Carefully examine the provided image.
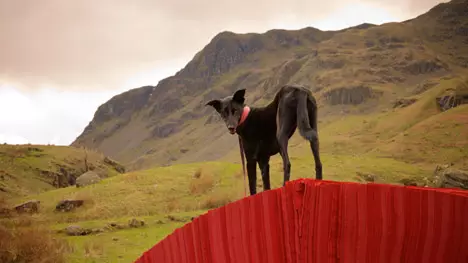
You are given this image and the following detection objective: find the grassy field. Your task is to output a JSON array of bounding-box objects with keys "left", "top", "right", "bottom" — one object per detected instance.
[
  {"left": 57, "top": 211, "right": 205, "bottom": 263},
  {"left": 5, "top": 155, "right": 428, "bottom": 262}
]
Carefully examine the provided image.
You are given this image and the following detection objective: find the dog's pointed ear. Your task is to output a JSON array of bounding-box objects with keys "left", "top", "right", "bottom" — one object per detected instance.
[
  {"left": 233, "top": 89, "right": 246, "bottom": 104},
  {"left": 205, "top": 99, "right": 221, "bottom": 112}
]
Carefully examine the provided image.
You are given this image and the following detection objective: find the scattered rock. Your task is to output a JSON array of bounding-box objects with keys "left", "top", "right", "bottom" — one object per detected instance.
[
  {"left": 55, "top": 199, "right": 84, "bottom": 212},
  {"left": 104, "top": 157, "right": 126, "bottom": 173},
  {"left": 65, "top": 225, "right": 92, "bottom": 236},
  {"left": 393, "top": 98, "right": 417, "bottom": 108},
  {"left": 399, "top": 178, "right": 419, "bottom": 187},
  {"left": 128, "top": 218, "right": 145, "bottom": 228},
  {"left": 356, "top": 172, "right": 377, "bottom": 183},
  {"left": 76, "top": 171, "right": 101, "bottom": 187},
  {"left": 166, "top": 215, "right": 186, "bottom": 222},
  {"left": 106, "top": 222, "right": 126, "bottom": 230},
  {"left": 92, "top": 228, "right": 104, "bottom": 234},
  {"left": 14, "top": 200, "right": 40, "bottom": 214},
  {"left": 112, "top": 237, "right": 119, "bottom": 241}
]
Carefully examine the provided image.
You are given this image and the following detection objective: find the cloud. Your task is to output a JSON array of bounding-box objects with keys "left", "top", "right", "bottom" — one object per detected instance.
[
  {"left": 0, "top": 84, "right": 122, "bottom": 145},
  {"left": 0, "top": 0, "right": 448, "bottom": 145},
  {"left": 0, "top": 0, "right": 446, "bottom": 91}
]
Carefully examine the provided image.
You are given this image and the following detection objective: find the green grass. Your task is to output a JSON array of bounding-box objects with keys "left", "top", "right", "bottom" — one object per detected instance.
[
  {"left": 5, "top": 149, "right": 432, "bottom": 262},
  {"left": 56, "top": 211, "right": 204, "bottom": 263}
]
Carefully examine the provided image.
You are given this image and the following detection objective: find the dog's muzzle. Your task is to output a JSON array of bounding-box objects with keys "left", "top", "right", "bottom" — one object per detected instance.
[{"left": 228, "top": 127, "right": 236, "bottom": 134}]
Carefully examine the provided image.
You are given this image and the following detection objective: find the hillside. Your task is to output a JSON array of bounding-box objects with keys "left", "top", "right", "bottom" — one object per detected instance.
[
  {"left": 72, "top": 0, "right": 468, "bottom": 171},
  {"left": 0, "top": 144, "right": 125, "bottom": 199}
]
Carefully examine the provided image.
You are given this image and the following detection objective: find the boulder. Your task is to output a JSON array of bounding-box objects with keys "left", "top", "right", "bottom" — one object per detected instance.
[
  {"left": 14, "top": 200, "right": 40, "bottom": 214},
  {"left": 55, "top": 199, "right": 84, "bottom": 212},
  {"left": 399, "top": 178, "right": 419, "bottom": 186},
  {"left": 440, "top": 168, "right": 468, "bottom": 190},
  {"left": 431, "top": 165, "right": 468, "bottom": 190},
  {"left": 76, "top": 171, "right": 101, "bottom": 187}
]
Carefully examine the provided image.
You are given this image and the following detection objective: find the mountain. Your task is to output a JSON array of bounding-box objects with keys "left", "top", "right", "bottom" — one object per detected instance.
[{"left": 71, "top": 0, "right": 468, "bottom": 171}]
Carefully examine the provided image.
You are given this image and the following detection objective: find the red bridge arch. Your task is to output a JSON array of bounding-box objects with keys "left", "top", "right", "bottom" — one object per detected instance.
[{"left": 134, "top": 179, "right": 468, "bottom": 263}]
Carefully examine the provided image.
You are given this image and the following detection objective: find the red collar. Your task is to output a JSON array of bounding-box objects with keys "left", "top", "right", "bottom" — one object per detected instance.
[{"left": 238, "top": 106, "right": 250, "bottom": 127}]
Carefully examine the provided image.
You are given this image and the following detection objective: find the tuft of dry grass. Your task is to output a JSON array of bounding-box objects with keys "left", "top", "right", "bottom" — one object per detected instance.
[
  {"left": 0, "top": 217, "right": 70, "bottom": 263},
  {"left": 189, "top": 168, "right": 215, "bottom": 195}
]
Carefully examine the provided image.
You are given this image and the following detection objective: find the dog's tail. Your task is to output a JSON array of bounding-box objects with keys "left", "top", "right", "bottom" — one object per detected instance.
[{"left": 296, "top": 90, "right": 317, "bottom": 141}]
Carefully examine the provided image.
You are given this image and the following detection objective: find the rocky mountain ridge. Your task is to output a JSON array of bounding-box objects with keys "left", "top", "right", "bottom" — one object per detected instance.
[{"left": 72, "top": 0, "right": 468, "bottom": 170}]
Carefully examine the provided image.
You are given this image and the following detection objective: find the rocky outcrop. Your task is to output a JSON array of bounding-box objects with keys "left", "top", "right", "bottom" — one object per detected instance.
[
  {"left": 436, "top": 94, "right": 468, "bottom": 111},
  {"left": 324, "top": 85, "right": 382, "bottom": 105},
  {"left": 14, "top": 200, "right": 40, "bottom": 214},
  {"left": 403, "top": 60, "right": 446, "bottom": 75}
]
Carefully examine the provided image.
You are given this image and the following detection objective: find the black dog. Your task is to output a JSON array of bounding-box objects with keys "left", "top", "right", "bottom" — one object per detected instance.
[{"left": 206, "top": 84, "right": 323, "bottom": 195}]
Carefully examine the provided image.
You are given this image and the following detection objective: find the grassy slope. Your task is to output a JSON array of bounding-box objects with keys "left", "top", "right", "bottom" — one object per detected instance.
[{"left": 0, "top": 145, "right": 124, "bottom": 199}]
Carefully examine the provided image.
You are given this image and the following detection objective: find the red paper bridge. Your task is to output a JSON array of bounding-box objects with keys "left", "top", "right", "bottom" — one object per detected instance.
[{"left": 134, "top": 179, "right": 468, "bottom": 263}]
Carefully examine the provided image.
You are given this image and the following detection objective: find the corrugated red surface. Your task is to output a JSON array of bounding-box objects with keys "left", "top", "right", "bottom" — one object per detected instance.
[{"left": 134, "top": 179, "right": 468, "bottom": 263}]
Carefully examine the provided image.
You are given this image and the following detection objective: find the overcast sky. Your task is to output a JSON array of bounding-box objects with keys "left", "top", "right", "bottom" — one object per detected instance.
[{"left": 0, "top": 0, "right": 447, "bottom": 145}]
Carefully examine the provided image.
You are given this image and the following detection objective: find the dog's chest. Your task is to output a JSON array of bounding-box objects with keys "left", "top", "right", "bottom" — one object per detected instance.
[{"left": 244, "top": 137, "right": 279, "bottom": 159}]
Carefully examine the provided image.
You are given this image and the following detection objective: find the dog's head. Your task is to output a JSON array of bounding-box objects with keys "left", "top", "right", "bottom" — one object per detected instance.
[{"left": 205, "top": 89, "right": 246, "bottom": 134}]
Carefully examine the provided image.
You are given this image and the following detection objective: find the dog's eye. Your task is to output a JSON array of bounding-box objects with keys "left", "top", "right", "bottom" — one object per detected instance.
[{"left": 231, "top": 109, "right": 236, "bottom": 114}]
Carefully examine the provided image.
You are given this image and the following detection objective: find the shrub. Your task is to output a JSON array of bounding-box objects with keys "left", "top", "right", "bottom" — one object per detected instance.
[
  {"left": 0, "top": 215, "right": 69, "bottom": 263},
  {"left": 189, "top": 168, "right": 215, "bottom": 195}
]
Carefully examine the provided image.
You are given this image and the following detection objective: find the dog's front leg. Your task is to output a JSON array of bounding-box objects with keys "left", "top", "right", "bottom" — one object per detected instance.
[{"left": 246, "top": 160, "right": 257, "bottom": 195}]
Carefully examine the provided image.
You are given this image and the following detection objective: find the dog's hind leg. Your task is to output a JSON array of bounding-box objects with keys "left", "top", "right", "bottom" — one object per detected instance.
[
  {"left": 308, "top": 101, "right": 323, "bottom": 180},
  {"left": 297, "top": 91, "right": 323, "bottom": 180},
  {"left": 308, "top": 133, "right": 322, "bottom": 180},
  {"left": 276, "top": 101, "right": 296, "bottom": 186}
]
